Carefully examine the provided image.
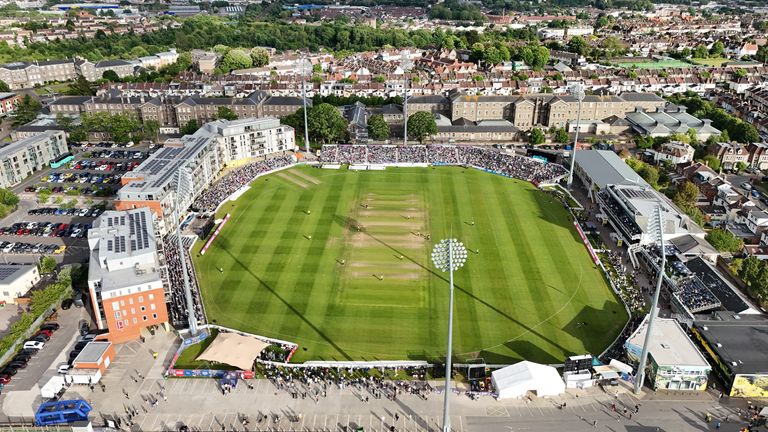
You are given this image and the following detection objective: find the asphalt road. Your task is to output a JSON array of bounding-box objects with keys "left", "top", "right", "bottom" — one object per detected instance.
[{"left": 1, "top": 306, "right": 86, "bottom": 393}]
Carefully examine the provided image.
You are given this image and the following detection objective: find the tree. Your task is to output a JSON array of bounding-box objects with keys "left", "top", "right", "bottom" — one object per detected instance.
[
  {"left": 216, "top": 106, "right": 238, "bottom": 121},
  {"left": 367, "top": 114, "right": 389, "bottom": 140},
  {"left": 736, "top": 161, "right": 748, "bottom": 173},
  {"left": 181, "top": 119, "right": 199, "bottom": 135},
  {"left": 553, "top": 127, "right": 569, "bottom": 144},
  {"left": 709, "top": 40, "right": 725, "bottom": 57},
  {"left": 407, "top": 111, "right": 437, "bottom": 144},
  {"left": 39, "top": 256, "right": 57, "bottom": 274},
  {"left": 143, "top": 119, "right": 160, "bottom": 142},
  {"left": 66, "top": 76, "right": 95, "bottom": 96},
  {"left": 692, "top": 44, "right": 709, "bottom": 59},
  {"left": 250, "top": 48, "right": 269, "bottom": 67},
  {"left": 734, "top": 68, "right": 747, "bottom": 79},
  {"left": 307, "top": 103, "right": 348, "bottom": 144},
  {"left": 638, "top": 164, "right": 659, "bottom": 187},
  {"left": 673, "top": 181, "right": 700, "bottom": 206},
  {"left": 528, "top": 127, "right": 545, "bottom": 145},
  {"left": 0, "top": 188, "right": 19, "bottom": 219},
  {"left": 101, "top": 70, "right": 120, "bottom": 81},
  {"left": 0, "top": 79, "right": 9, "bottom": 92},
  {"left": 567, "top": 36, "right": 589, "bottom": 56},
  {"left": 705, "top": 228, "right": 744, "bottom": 253},
  {"left": 702, "top": 155, "right": 721, "bottom": 171},
  {"left": 12, "top": 94, "right": 42, "bottom": 126},
  {"left": 220, "top": 48, "right": 253, "bottom": 73}
]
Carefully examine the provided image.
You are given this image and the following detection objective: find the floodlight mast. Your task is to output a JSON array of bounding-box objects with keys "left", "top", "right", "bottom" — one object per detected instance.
[
  {"left": 401, "top": 54, "right": 413, "bottom": 146},
  {"left": 431, "top": 238, "right": 468, "bottom": 432},
  {"left": 175, "top": 168, "right": 197, "bottom": 336},
  {"left": 567, "top": 83, "right": 585, "bottom": 190},
  {"left": 634, "top": 206, "right": 665, "bottom": 395},
  {"left": 301, "top": 59, "right": 312, "bottom": 154}
]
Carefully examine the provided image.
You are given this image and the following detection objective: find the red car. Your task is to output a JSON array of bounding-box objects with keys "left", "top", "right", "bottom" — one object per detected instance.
[
  {"left": 0, "top": 375, "right": 11, "bottom": 384},
  {"left": 36, "top": 329, "right": 53, "bottom": 338}
]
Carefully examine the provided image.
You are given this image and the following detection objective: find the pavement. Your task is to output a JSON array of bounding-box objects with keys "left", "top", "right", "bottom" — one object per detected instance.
[{"left": 0, "top": 327, "right": 762, "bottom": 432}]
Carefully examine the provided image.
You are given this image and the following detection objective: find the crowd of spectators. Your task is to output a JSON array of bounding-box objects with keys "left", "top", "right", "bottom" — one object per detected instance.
[
  {"left": 192, "top": 156, "right": 294, "bottom": 212},
  {"left": 673, "top": 277, "right": 721, "bottom": 313},
  {"left": 319, "top": 145, "right": 567, "bottom": 183},
  {"left": 606, "top": 251, "right": 646, "bottom": 314},
  {"left": 163, "top": 235, "right": 205, "bottom": 328}
]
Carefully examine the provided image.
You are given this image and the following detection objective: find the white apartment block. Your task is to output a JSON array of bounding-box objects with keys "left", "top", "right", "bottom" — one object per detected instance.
[
  {"left": 116, "top": 117, "right": 295, "bottom": 231},
  {"left": 0, "top": 130, "right": 68, "bottom": 188}
]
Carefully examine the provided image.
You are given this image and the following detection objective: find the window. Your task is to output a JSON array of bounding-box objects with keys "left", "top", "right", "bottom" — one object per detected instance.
[
  {"left": 133, "top": 318, "right": 137, "bottom": 324},
  {"left": 120, "top": 300, "right": 125, "bottom": 307},
  {"left": 129, "top": 298, "right": 133, "bottom": 305},
  {"left": 148, "top": 294, "right": 154, "bottom": 300},
  {"left": 114, "top": 311, "right": 121, "bottom": 319},
  {"left": 116, "top": 321, "right": 124, "bottom": 329},
  {"left": 131, "top": 308, "right": 135, "bottom": 315},
  {"left": 143, "top": 316, "right": 148, "bottom": 321},
  {"left": 150, "top": 304, "right": 156, "bottom": 310},
  {"left": 112, "top": 302, "right": 120, "bottom": 311}
]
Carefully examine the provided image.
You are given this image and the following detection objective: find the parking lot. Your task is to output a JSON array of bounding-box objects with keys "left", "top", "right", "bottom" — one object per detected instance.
[
  {"left": 1, "top": 306, "right": 86, "bottom": 395},
  {"left": 2, "top": 144, "right": 155, "bottom": 265}
]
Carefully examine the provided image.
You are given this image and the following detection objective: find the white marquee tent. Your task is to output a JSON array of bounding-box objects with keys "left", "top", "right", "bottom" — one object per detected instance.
[{"left": 491, "top": 361, "right": 565, "bottom": 400}]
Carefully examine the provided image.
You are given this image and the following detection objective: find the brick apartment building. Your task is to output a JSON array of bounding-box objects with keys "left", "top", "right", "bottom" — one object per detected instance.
[{"left": 87, "top": 208, "right": 169, "bottom": 344}]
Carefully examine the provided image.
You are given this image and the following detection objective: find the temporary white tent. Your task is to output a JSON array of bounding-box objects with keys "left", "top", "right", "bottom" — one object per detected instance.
[{"left": 491, "top": 361, "right": 565, "bottom": 400}]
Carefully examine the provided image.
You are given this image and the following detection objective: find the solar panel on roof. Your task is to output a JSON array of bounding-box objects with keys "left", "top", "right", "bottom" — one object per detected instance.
[
  {"left": 0, "top": 268, "right": 20, "bottom": 280},
  {"left": 107, "top": 240, "right": 112, "bottom": 251},
  {"left": 130, "top": 240, "right": 136, "bottom": 251}
]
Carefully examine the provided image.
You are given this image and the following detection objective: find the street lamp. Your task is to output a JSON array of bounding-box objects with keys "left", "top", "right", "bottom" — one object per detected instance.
[
  {"left": 432, "top": 238, "right": 468, "bottom": 432},
  {"left": 400, "top": 54, "right": 414, "bottom": 146},
  {"left": 567, "top": 83, "right": 586, "bottom": 190},
  {"left": 300, "top": 59, "right": 312, "bottom": 154},
  {"left": 634, "top": 206, "right": 665, "bottom": 395}
]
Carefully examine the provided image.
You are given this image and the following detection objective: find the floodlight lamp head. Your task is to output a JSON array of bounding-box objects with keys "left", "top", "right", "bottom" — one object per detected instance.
[
  {"left": 431, "top": 238, "right": 468, "bottom": 272},
  {"left": 570, "top": 83, "right": 585, "bottom": 101}
]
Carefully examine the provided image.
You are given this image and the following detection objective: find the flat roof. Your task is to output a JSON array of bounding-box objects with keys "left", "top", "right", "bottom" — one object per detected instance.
[
  {"left": 685, "top": 257, "right": 754, "bottom": 314},
  {"left": 73, "top": 341, "right": 111, "bottom": 364},
  {"left": 628, "top": 318, "right": 709, "bottom": 367},
  {"left": 0, "top": 131, "right": 61, "bottom": 159},
  {"left": 693, "top": 318, "right": 768, "bottom": 375},
  {"left": 574, "top": 150, "right": 645, "bottom": 189},
  {"left": 0, "top": 265, "right": 36, "bottom": 285}
]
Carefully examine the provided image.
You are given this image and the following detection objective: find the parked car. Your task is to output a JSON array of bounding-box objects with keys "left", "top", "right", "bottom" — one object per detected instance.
[
  {"left": 79, "top": 320, "right": 89, "bottom": 336},
  {"left": 742, "top": 182, "right": 753, "bottom": 190},
  {"left": 32, "top": 332, "right": 50, "bottom": 342},
  {"left": 23, "top": 341, "right": 44, "bottom": 350},
  {"left": 57, "top": 364, "right": 70, "bottom": 374},
  {"left": 40, "top": 323, "right": 59, "bottom": 332},
  {"left": 7, "top": 361, "right": 26, "bottom": 370},
  {"left": 61, "top": 298, "right": 73, "bottom": 310},
  {"left": 36, "top": 329, "right": 53, "bottom": 338},
  {"left": 0, "top": 367, "right": 17, "bottom": 376},
  {"left": 11, "top": 354, "right": 30, "bottom": 364},
  {"left": 0, "top": 374, "right": 11, "bottom": 384}
]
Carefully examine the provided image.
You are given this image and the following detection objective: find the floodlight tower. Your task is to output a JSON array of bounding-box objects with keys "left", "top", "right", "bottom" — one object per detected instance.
[
  {"left": 567, "top": 83, "right": 586, "bottom": 190},
  {"left": 432, "top": 238, "right": 468, "bottom": 432},
  {"left": 634, "top": 206, "right": 665, "bottom": 395},
  {"left": 400, "top": 54, "right": 414, "bottom": 146},
  {"left": 300, "top": 59, "right": 312, "bottom": 154},
  {"left": 174, "top": 167, "right": 197, "bottom": 336}
]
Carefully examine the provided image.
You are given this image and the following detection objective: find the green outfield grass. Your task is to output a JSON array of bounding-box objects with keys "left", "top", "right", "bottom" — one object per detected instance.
[
  {"left": 193, "top": 166, "right": 627, "bottom": 364},
  {"left": 614, "top": 59, "right": 691, "bottom": 69},
  {"left": 690, "top": 58, "right": 731, "bottom": 67}
]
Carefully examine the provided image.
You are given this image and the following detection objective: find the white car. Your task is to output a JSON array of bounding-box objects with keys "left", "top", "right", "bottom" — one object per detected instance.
[
  {"left": 742, "top": 182, "right": 753, "bottom": 191},
  {"left": 57, "top": 363, "right": 70, "bottom": 374},
  {"left": 23, "top": 340, "right": 44, "bottom": 350}
]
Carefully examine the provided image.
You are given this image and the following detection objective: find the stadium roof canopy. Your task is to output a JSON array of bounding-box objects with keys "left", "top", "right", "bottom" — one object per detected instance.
[
  {"left": 574, "top": 150, "right": 646, "bottom": 190},
  {"left": 196, "top": 332, "right": 269, "bottom": 370}
]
